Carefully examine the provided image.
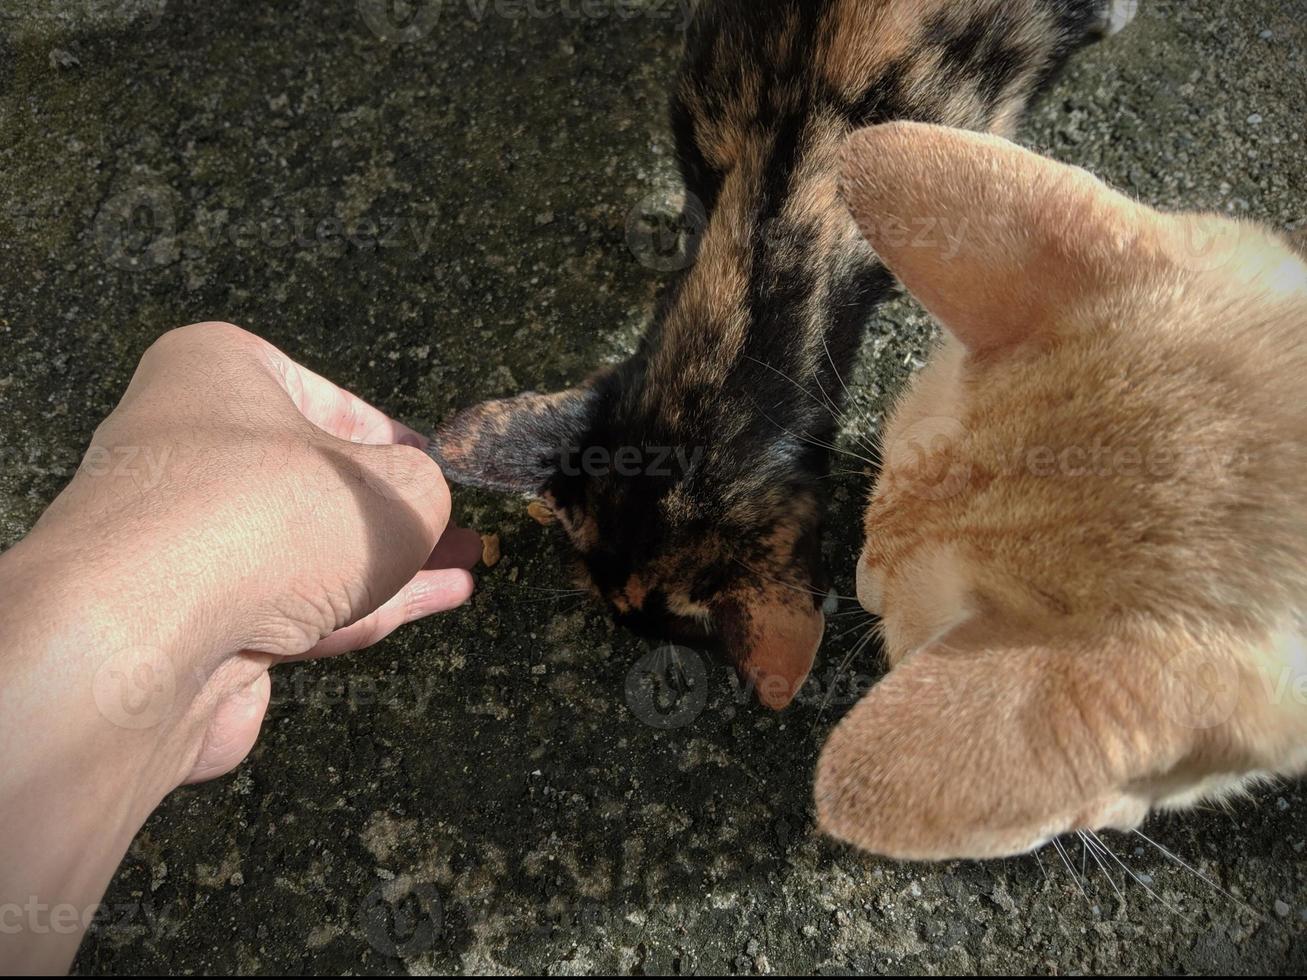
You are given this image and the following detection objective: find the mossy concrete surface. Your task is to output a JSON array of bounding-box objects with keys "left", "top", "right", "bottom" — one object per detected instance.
[{"left": 1, "top": 0, "right": 1305, "bottom": 973}]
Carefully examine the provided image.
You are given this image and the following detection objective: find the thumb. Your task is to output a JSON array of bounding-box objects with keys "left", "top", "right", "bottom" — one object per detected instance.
[{"left": 296, "top": 567, "right": 476, "bottom": 660}]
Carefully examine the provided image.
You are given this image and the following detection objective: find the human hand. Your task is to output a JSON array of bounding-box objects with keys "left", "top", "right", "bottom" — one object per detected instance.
[
  {"left": 0, "top": 321, "right": 480, "bottom": 970},
  {"left": 3, "top": 316, "right": 478, "bottom": 848}
]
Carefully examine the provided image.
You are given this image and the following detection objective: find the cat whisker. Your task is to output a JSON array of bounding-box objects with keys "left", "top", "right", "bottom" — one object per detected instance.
[
  {"left": 1130, "top": 827, "right": 1258, "bottom": 918},
  {"left": 1082, "top": 830, "right": 1190, "bottom": 919},
  {"left": 742, "top": 354, "right": 842, "bottom": 417},
  {"left": 808, "top": 625, "right": 880, "bottom": 738},
  {"left": 828, "top": 608, "right": 875, "bottom": 622},
  {"left": 741, "top": 355, "right": 850, "bottom": 431},
  {"left": 743, "top": 391, "right": 881, "bottom": 469},
  {"left": 504, "top": 595, "right": 588, "bottom": 607},
  {"left": 1077, "top": 830, "right": 1127, "bottom": 906},
  {"left": 818, "top": 331, "right": 884, "bottom": 457},
  {"left": 817, "top": 469, "right": 876, "bottom": 481},
  {"left": 497, "top": 584, "right": 592, "bottom": 608},
  {"left": 1033, "top": 846, "right": 1050, "bottom": 886},
  {"left": 829, "top": 617, "right": 876, "bottom": 643},
  {"left": 742, "top": 354, "right": 878, "bottom": 458},
  {"left": 732, "top": 559, "right": 860, "bottom": 604},
  {"left": 1051, "top": 837, "right": 1092, "bottom": 905}
]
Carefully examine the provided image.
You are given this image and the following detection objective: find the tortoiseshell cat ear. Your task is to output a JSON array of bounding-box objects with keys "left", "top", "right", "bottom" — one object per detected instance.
[
  {"left": 716, "top": 586, "right": 824, "bottom": 711},
  {"left": 429, "top": 388, "right": 597, "bottom": 494}
]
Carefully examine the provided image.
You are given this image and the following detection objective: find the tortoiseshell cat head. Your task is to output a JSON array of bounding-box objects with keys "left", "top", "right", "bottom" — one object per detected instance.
[
  {"left": 432, "top": 0, "right": 1139, "bottom": 708},
  {"left": 817, "top": 122, "right": 1307, "bottom": 860},
  {"left": 431, "top": 366, "right": 829, "bottom": 710}
]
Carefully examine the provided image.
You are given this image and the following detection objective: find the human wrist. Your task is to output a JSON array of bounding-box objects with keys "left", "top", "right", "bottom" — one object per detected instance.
[
  {"left": 0, "top": 531, "right": 202, "bottom": 972},
  {"left": 0, "top": 522, "right": 209, "bottom": 811}
]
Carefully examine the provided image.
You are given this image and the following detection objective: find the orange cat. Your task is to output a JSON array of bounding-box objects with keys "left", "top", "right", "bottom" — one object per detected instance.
[{"left": 815, "top": 122, "right": 1307, "bottom": 860}]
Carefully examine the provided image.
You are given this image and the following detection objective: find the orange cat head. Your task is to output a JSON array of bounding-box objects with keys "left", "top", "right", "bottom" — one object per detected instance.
[{"left": 817, "top": 122, "right": 1307, "bottom": 860}]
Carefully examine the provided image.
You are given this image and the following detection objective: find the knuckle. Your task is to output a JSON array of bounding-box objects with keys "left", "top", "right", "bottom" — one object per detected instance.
[{"left": 141, "top": 322, "right": 257, "bottom": 374}]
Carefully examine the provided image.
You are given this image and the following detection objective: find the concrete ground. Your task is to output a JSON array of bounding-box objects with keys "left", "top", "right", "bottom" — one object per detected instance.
[{"left": 1, "top": 0, "right": 1305, "bottom": 973}]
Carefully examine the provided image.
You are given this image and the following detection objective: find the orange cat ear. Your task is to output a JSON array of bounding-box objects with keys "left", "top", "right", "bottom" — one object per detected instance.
[
  {"left": 814, "top": 620, "right": 1229, "bottom": 860},
  {"left": 840, "top": 122, "right": 1153, "bottom": 353},
  {"left": 716, "top": 589, "right": 824, "bottom": 710}
]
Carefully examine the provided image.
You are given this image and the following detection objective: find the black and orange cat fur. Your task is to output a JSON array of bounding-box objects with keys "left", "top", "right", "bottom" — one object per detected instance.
[{"left": 431, "top": 0, "right": 1135, "bottom": 708}]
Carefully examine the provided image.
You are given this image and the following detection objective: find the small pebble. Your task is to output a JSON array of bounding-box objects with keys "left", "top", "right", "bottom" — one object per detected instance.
[
  {"left": 1248, "top": 113, "right": 1264, "bottom": 125},
  {"left": 1260, "top": 29, "right": 1274, "bottom": 40},
  {"left": 480, "top": 532, "right": 502, "bottom": 569},
  {"left": 1274, "top": 899, "right": 1290, "bottom": 918},
  {"left": 527, "top": 499, "right": 556, "bottom": 525}
]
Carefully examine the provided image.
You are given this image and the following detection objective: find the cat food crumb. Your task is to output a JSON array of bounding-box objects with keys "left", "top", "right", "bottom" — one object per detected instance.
[
  {"left": 481, "top": 533, "right": 501, "bottom": 569},
  {"left": 527, "top": 500, "right": 556, "bottom": 525}
]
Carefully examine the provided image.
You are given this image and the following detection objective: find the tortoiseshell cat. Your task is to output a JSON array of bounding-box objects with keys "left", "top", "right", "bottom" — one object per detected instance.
[
  {"left": 432, "top": 0, "right": 1138, "bottom": 708},
  {"left": 818, "top": 122, "right": 1307, "bottom": 860}
]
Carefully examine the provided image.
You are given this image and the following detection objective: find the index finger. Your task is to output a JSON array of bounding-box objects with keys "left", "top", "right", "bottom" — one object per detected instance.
[{"left": 260, "top": 342, "right": 428, "bottom": 448}]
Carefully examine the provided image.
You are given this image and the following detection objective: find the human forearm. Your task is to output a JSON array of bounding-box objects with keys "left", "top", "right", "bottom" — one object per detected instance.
[{"left": 0, "top": 536, "right": 185, "bottom": 973}]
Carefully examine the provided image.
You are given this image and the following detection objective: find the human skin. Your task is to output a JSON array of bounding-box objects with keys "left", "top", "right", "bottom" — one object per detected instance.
[{"left": 0, "top": 322, "right": 480, "bottom": 973}]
